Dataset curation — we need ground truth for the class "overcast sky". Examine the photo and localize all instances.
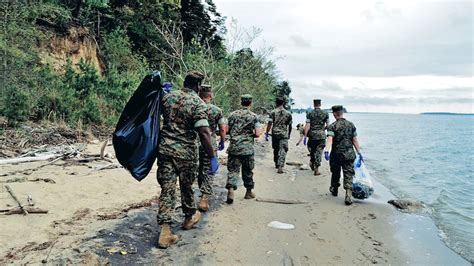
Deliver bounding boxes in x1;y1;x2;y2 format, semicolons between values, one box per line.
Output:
214;0;473;113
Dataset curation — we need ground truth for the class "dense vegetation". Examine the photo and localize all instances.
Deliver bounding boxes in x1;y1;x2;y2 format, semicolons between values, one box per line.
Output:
0;0;292;127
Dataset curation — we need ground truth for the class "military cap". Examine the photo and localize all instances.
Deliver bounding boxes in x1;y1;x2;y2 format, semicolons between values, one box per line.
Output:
241;94;253;100
331;105;344;112
313;99;321;105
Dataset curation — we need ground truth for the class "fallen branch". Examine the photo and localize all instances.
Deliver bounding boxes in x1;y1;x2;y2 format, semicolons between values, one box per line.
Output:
2;207;48;215
0;154;59;165
5;185;28;215
256;197;308;204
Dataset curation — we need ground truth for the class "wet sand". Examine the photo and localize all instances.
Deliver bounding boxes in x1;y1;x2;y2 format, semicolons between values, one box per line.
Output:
0;132;468;264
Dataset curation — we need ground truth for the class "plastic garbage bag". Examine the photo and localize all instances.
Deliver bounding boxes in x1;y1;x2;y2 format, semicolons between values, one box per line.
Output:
267;221;295;230
352;155;374;199
112;73;164;181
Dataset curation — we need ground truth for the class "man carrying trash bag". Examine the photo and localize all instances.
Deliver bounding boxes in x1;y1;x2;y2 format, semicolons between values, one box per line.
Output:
157;71;218;248
323;105;363;205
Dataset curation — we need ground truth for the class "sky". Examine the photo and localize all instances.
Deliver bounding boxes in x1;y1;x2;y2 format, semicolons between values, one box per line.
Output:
213;0;473;113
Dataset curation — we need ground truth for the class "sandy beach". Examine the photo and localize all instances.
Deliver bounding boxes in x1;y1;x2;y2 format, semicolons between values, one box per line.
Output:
0;131;469;264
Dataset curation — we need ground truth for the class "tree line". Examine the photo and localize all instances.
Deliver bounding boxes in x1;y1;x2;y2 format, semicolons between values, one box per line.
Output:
0;0;293;127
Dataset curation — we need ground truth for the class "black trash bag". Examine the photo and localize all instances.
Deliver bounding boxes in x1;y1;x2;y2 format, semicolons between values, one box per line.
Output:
112;74;163;181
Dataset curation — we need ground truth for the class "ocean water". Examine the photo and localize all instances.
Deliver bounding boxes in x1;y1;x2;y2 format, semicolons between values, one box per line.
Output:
293;112;474;262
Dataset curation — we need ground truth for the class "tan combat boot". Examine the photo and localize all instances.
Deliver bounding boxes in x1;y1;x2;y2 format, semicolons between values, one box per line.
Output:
226;188;234;204
244;188;256;199
277;166;284;174
198;194;209;212
182;211;201;230
314;167;321;176
345;189;353;205
158;224;179;249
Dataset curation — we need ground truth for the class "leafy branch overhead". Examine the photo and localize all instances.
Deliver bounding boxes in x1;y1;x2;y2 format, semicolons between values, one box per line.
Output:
0;0;292;127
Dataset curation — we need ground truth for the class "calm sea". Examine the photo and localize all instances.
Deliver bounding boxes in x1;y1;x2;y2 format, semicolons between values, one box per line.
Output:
293;112;474;262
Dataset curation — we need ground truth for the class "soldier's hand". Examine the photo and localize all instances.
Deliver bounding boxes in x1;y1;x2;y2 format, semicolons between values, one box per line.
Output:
265;132;269;141
209;156;219;175
324;151;330;161
303;137;307;146
218;139;225;151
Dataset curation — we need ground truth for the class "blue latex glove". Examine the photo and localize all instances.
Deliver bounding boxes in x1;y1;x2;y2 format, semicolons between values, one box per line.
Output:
209;156;219;175
218;139;225;151
162;81;172;93
265;132;269;141
303;136;307;146
324;151;330;161
355;152;364;167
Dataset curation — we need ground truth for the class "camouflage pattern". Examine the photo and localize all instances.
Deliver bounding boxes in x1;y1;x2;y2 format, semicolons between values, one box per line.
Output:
306;108;329;140
268;106;292;138
226;107;260;156
159;88;209;160
156;155;198;224
327;118;357;161
198;103;225;195
327;118;358;189
226;155;255;190
272;137;288;167
330;156;355;189
157;87;208;225
308;139;325;168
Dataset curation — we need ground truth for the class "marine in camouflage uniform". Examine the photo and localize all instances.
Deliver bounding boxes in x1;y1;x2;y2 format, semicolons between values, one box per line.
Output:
157;71;217;248
197;85;226;211
225;94;261;203
266;97;292;173
325;105;362;205
304;99;329;175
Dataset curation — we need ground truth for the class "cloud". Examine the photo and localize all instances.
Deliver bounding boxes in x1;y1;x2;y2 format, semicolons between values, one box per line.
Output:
289;35;311;48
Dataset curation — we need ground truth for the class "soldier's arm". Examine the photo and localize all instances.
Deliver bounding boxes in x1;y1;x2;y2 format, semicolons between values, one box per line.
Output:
352;137;361;154
198;127;215;157
265;112;273;135
325;126;335;152
304;113;310;137
288;114;293;138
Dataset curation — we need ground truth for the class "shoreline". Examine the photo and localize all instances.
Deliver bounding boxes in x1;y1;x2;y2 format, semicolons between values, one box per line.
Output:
0;133;470;264
369;177;469;264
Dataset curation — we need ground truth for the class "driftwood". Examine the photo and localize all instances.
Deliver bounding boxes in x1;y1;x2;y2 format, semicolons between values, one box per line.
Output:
1;207;48;215
100;139;108;159
0;154;59;165
5;185;28;215
256;197;308;204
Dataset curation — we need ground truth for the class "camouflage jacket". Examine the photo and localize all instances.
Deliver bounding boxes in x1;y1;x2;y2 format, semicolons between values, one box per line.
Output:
159;88;209;160
327;118;357;161
227;107;260;155
205;103;225;150
268;106;292;139
306;108;329;140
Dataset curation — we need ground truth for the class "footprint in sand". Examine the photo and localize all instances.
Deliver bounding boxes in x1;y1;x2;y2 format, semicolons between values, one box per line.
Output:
310;223;318;229
305;205;313;213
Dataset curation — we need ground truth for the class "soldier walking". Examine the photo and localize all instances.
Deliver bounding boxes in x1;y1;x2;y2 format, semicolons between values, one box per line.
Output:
304;99;329;175
265;97;292;173
156;71;218;248
225;94;261;204
197;85;226;212
324;105;363;205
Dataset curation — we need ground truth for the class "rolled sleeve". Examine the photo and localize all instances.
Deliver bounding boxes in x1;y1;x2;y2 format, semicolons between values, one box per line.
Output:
194;119;209;128
218;117;226;125
327;130;335;137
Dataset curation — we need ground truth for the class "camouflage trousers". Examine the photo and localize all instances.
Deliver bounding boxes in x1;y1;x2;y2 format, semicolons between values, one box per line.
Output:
272;137;288;168
226;155;255;190
308;138;325;168
156;155;197;224
329;154;355;190
198;149;216;195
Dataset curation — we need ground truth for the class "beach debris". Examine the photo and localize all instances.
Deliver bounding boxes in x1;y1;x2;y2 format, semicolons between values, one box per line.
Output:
27;195;35;206
286;161;303;166
41;239;58;263
1;207;48;215
5;185;28;215
256;198;308;204
267;221;295;230
388;199;424;212
299;164;310;170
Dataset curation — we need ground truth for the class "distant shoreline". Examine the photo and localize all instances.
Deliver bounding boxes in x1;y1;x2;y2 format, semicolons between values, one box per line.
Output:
291;110;474;116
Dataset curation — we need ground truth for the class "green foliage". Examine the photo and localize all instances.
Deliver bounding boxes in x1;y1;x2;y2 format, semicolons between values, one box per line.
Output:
0;0;291;128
